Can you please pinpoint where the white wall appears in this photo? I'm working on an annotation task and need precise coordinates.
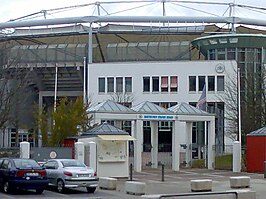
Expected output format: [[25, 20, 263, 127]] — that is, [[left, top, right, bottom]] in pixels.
[[89, 60, 236, 104]]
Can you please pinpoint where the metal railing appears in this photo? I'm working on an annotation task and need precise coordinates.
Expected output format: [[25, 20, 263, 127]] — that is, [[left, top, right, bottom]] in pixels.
[[159, 191, 239, 198]]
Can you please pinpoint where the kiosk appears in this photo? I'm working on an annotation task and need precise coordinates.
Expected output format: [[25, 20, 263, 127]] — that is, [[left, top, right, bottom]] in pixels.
[[78, 122, 135, 177]]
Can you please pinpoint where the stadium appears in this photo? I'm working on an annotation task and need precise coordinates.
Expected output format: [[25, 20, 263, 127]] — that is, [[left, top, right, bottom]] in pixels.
[[0, 1, 265, 169]]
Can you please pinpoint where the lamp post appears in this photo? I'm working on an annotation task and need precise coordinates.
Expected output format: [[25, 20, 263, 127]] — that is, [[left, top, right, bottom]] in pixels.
[[54, 63, 58, 113], [237, 67, 241, 145], [83, 57, 86, 104]]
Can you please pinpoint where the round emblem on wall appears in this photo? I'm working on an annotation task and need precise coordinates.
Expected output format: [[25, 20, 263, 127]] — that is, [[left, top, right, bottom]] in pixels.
[[215, 64, 225, 73], [50, 151, 57, 159]]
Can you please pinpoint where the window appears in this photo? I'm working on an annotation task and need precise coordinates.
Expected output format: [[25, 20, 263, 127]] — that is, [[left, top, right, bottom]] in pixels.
[[209, 49, 216, 60], [98, 77, 105, 93], [125, 77, 132, 93], [143, 77, 150, 92], [116, 77, 123, 93], [107, 77, 114, 92], [217, 76, 224, 91], [198, 76, 205, 91], [208, 76, 215, 91], [189, 76, 196, 92], [227, 48, 236, 60], [170, 76, 178, 92], [217, 48, 226, 60], [161, 76, 168, 92], [152, 76, 159, 92]]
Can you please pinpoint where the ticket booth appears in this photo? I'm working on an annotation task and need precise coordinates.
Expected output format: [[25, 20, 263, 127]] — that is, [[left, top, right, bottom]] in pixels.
[[78, 122, 135, 177]]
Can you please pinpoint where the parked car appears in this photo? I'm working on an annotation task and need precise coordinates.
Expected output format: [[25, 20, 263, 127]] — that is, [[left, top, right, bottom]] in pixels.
[[42, 159, 98, 193], [0, 158, 48, 194]]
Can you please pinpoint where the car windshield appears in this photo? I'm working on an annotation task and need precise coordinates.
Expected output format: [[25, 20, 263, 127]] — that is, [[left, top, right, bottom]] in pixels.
[[14, 159, 40, 169], [61, 160, 86, 168]]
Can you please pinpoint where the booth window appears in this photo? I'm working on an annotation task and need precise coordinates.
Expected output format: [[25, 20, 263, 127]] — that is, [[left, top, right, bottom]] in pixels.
[[161, 76, 168, 92], [217, 76, 225, 91], [116, 77, 123, 93], [125, 77, 132, 93], [152, 76, 159, 92], [107, 77, 114, 93], [143, 76, 150, 92], [98, 77, 105, 93], [170, 76, 178, 92]]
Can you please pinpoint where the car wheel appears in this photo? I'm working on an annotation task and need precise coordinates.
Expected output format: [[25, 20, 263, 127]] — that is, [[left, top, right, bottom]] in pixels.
[[86, 187, 96, 193], [36, 188, 44, 194], [57, 180, 65, 193], [3, 181, 10, 193]]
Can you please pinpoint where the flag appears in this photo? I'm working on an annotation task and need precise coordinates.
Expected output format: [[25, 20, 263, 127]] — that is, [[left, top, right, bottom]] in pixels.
[[196, 84, 207, 111]]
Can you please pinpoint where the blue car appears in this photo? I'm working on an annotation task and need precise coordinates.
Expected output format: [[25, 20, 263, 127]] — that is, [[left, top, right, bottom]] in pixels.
[[0, 158, 48, 194]]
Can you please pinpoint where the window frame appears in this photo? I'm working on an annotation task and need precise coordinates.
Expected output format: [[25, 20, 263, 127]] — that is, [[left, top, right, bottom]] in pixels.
[[143, 76, 150, 92], [217, 76, 225, 91], [98, 77, 105, 93], [107, 77, 114, 93]]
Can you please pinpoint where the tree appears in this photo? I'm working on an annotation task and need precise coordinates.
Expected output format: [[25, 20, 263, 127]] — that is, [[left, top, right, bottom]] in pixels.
[[49, 97, 90, 147], [0, 65, 35, 146], [33, 105, 49, 147], [0, 40, 38, 146], [110, 92, 134, 107], [221, 67, 266, 144]]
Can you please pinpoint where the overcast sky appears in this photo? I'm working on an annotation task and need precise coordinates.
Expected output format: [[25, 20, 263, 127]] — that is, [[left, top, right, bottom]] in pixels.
[[0, 0, 266, 23]]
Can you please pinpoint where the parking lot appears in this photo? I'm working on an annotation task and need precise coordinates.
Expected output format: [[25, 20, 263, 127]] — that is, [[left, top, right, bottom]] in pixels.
[[0, 168, 265, 199]]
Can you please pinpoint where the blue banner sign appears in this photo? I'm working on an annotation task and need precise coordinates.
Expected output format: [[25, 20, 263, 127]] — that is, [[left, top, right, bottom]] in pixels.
[[143, 115, 174, 120]]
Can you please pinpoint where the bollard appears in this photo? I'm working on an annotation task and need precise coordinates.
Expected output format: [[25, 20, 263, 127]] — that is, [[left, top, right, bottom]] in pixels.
[[129, 163, 133, 181], [161, 164, 165, 182]]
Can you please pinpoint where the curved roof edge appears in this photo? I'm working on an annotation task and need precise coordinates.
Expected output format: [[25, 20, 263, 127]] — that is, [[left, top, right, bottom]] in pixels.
[[191, 33, 266, 55]]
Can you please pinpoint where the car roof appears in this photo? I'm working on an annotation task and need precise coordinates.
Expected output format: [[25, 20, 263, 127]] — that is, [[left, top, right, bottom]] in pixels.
[[48, 159, 78, 161], [0, 158, 36, 160]]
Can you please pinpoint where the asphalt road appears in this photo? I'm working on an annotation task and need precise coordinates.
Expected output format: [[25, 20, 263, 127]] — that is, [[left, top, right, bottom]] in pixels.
[[1, 168, 265, 199], [0, 187, 137, 199]]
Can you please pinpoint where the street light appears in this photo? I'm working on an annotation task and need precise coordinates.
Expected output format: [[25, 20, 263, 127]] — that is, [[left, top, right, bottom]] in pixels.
[[237, 67, 241, 145], [54, 63, 58, 113]]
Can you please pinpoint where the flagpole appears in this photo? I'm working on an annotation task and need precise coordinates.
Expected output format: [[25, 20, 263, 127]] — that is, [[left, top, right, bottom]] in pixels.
[[237, 67, 242, 144]]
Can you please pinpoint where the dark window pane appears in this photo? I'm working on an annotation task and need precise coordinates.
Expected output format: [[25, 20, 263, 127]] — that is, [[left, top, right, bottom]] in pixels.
[[189, 76, 196, 91], [107, 77, 114, 92], [98, 78, 105, 93], [143, 77, 150, 92], [116, 77, 123, 93], [208, 76, 215, 91], [217, 76, 224, 91], [125, 77, 132, 93], [198, 76, 206, 91], [152, 77, 159, 92]]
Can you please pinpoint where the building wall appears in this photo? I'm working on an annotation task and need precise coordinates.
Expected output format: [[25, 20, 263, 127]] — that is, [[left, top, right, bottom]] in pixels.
[[88, 60, 237, 145]]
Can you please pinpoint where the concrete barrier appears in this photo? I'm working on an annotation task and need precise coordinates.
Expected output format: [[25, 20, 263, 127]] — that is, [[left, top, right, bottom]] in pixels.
[[125, 181, 146, 195], [230, 176, 250, 188], [191, 179, 212, 192], [99, 177, 117, 190], [142, 190, 256, 199]]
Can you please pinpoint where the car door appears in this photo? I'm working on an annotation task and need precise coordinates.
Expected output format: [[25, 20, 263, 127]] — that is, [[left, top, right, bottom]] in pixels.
[[0, 160, 11, 183], [43, 161, 59, 185], [0, 159, 5, 186]]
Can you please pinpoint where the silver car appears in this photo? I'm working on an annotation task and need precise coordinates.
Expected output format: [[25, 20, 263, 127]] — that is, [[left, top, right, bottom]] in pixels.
[[43, 159, 98, 193]]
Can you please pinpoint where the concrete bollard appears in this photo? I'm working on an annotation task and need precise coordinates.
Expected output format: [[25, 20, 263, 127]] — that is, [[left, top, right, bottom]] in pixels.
[[75, 141, 85, 163], [125, 181, 146, 195], [89, 141, 97, 170], [233, 141, 241, 173], [20, 141, 30, 159]]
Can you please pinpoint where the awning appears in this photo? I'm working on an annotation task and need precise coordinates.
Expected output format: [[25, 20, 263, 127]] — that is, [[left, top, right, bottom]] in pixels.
[[97, 135, 136, 141]]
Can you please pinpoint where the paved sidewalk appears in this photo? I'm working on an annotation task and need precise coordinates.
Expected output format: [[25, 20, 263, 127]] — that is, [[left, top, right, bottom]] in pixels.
[[110, 168, 266, 199]]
